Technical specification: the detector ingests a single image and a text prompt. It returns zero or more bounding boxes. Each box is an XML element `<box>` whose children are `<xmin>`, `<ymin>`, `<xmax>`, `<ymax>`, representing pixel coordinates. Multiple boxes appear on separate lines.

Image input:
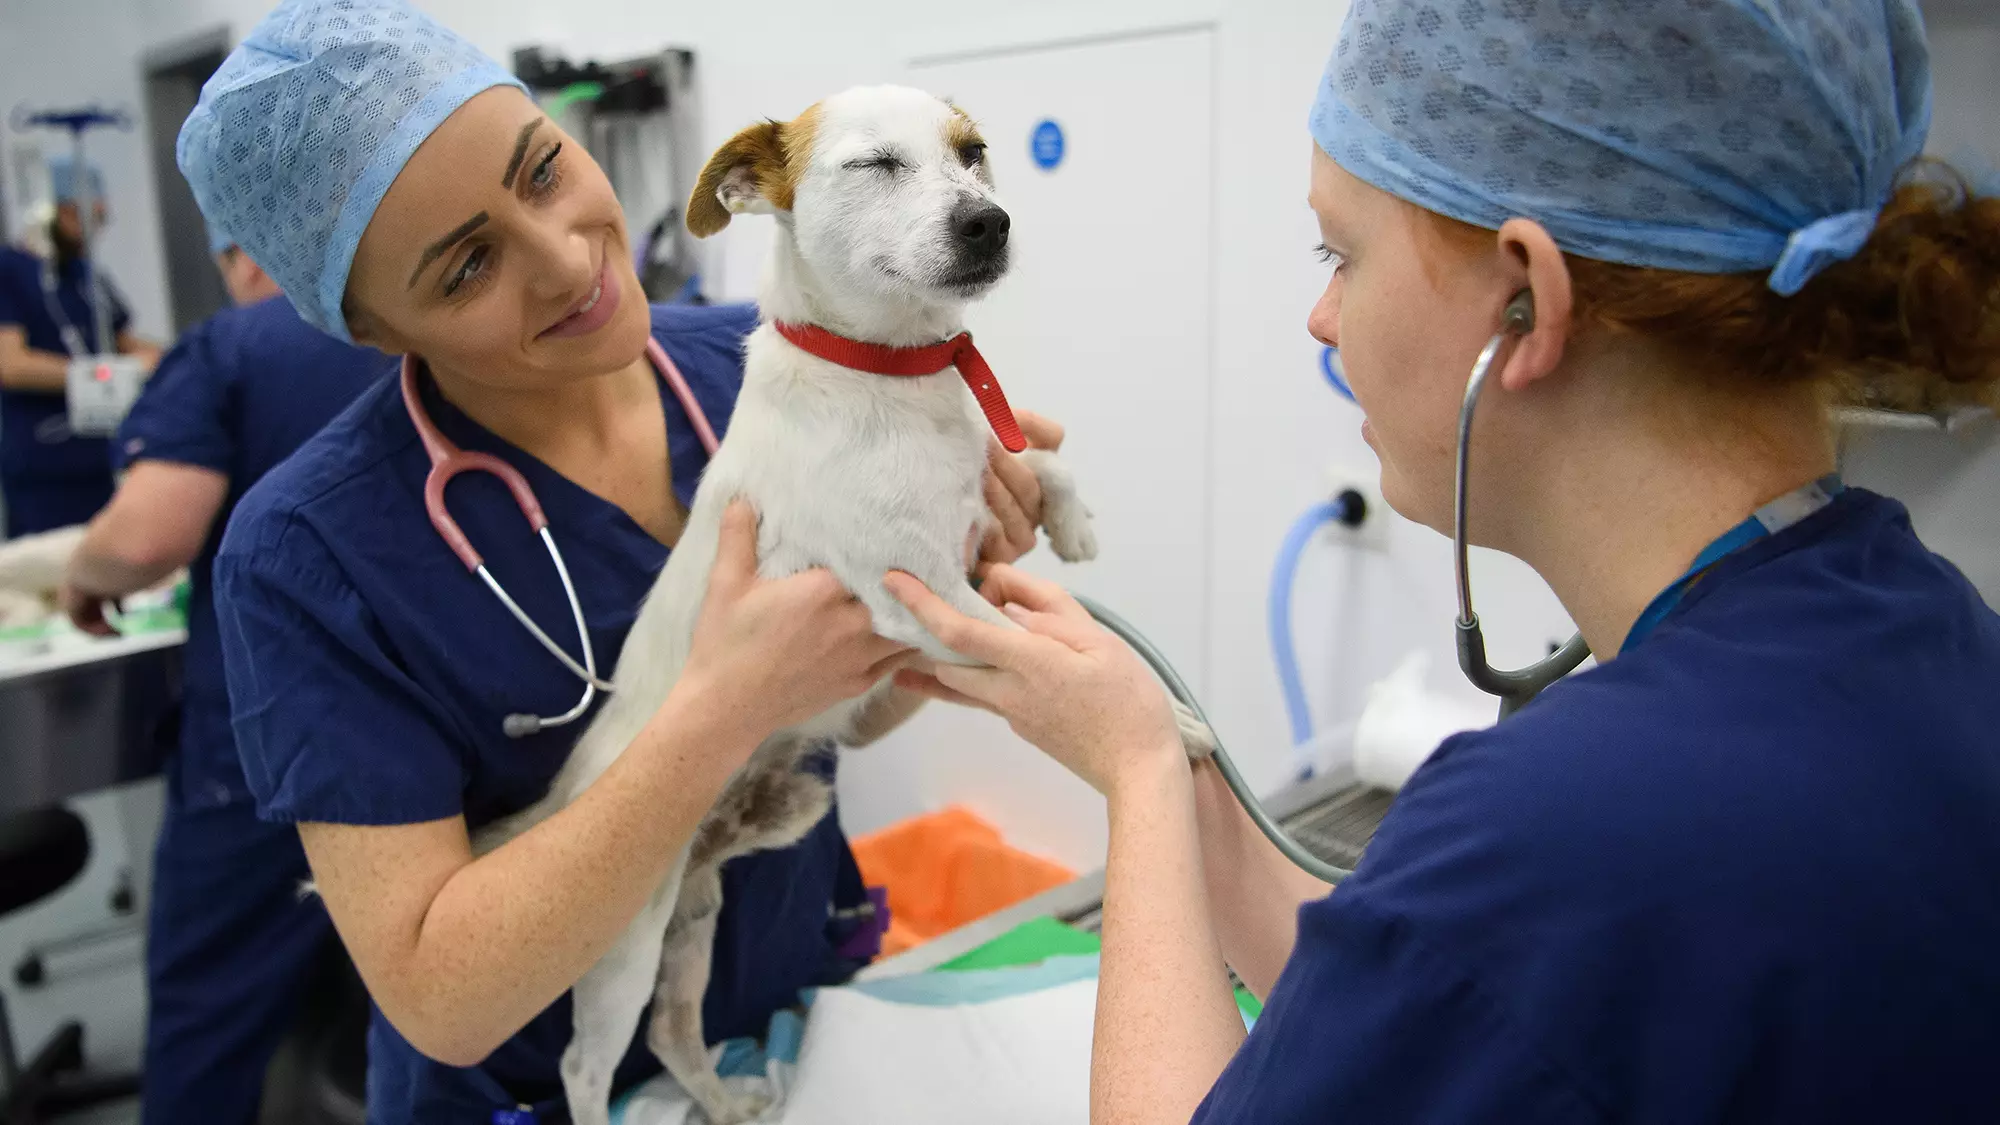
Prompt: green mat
<box><xmin>936</xmin><ymin>916</ymin><xmax>1263</xmax><ymax>1020</ymax></box>
<box><xmin>0</xmin><ymin>580</ymin><xmax>188</xmax><ymax>644</ymax></box>
<box><xmin>936</xmin><ymin>917</ymin><xmax>1101</xmax><ymax>973</ymax></box>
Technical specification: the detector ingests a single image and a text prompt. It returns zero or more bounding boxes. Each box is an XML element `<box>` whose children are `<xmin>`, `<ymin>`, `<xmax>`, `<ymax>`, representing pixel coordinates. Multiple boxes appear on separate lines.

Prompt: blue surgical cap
<box><xmin>1311</xmin><ymin>0</ymin><xmax>1934</xmax><ymax>296</ymax></box>
<box><xmin>176</xmin><ymin>0</ymin><xmax>528</xmax><ymax>340</ymax></box>
<box><xmin>48</xmin><ymin>154</ymin><xmax>106</xmax><ymax>205</ymax></box>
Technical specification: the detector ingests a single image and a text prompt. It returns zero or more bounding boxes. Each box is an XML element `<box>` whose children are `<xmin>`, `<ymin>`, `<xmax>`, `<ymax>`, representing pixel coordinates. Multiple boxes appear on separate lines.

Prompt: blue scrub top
<box><xmin>114</xmin><ymin>294</ymin><xmax>391</xmax><ymax>809</ymax></box>
<box><xmin>0</xmin><ymin>246</ymin><xmax>133</xmax><ymax>533</ymax></box>
<box><xmin>214</xmin><ymin>303</ymin><xmax>868</xmax><ymax>1123</ymax></box>
<box><xmin>1196</xmin><ymin>489</ymin><xmax>2000</xmax><ymax>1124</ymax></box>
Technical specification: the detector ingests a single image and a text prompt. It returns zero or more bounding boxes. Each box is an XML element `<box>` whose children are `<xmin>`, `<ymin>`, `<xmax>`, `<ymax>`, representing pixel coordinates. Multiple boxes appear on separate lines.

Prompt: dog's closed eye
<box><xmin>845</xmin><ymin>149</ymin><xmax>907</xmax><ymax>173</ymax></box>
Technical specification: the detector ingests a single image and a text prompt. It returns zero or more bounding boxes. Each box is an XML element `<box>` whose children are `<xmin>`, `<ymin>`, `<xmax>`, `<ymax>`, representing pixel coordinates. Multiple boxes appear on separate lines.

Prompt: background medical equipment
<box><xmin>13</xmin><ymin>106</ymin><xmax>150</xmax><ymax>438</ymax></box>
<box><xmin>1267</xmin><ymin>488</ymin><xmax>1367</xmax><ymax>779</ymax></box>
<box><xmin>514</xmin><ymin>46</ymin><xmax>707</xmax><ymax>304</ymax></box>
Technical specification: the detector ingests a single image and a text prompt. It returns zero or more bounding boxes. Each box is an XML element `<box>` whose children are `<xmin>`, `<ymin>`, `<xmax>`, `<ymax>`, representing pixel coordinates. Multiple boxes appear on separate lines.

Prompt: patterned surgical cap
<box><xmin>176</xmin><ymin>0</ymin><xmax>528</xmax><ymax>340</ymax></box>
<box><xmin>1311</xmin><ymin>0</ymin><xmax>1934</xmax><ymax>295</ymax></box>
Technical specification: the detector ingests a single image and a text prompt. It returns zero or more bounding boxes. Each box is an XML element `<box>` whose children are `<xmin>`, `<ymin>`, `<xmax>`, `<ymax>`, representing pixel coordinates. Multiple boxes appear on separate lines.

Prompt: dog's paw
<box><xmin>1042</xmin><ymin>497</ymin><xmax>1098</xmax><ymax>563</ymax></box>
<box><xmin>1173</xmin><ymin>699</ymin><xmax>1217</xmax><ymax>761</ymax></box>
<box><xmin>696</xmin><ymin>1091</ymin><xmax>773</xmax><ymax>1125</ymax></box>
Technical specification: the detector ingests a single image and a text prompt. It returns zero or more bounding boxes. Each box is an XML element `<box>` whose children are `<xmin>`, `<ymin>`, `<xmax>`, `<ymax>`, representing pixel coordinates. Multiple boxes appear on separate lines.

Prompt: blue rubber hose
<box><xmin>1268</xmin><ymin>492</ymin><xmax>1368</xmax><ymax>771</ymax></box>
<box><xmin>1321</xmin><ymin>346</ymin><xmax>1356</xmax><ymax>403</ymax></box>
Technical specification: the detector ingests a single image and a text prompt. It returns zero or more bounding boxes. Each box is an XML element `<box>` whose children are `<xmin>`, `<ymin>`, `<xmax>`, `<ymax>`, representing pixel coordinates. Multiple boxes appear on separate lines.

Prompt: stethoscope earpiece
<box><xmin>1502</xmin><ymin>289</ymin><xmax>1536</xmax><ymax>335</ymax></box>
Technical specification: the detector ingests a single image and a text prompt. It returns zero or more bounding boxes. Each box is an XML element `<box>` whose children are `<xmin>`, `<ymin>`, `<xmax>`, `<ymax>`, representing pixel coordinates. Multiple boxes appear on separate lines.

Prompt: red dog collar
<box><xmin>772</xmin><ymin>321</ymin><xmax>1027</xmax><ymax>453</ymax></box>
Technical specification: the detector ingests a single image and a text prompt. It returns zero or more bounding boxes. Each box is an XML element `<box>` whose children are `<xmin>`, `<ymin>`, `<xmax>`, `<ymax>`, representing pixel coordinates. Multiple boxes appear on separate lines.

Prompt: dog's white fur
<box><xmin>467</xmin><ymin>86</ymin><xmax>1115</xmax><ymax>1125</ymax></box>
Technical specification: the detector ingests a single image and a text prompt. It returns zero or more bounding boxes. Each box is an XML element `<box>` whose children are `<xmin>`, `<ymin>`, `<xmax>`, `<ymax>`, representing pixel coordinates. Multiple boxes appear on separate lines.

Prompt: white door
<box><xmin>838</xmin><ymin>27</ymin><xmax>1216</xmax><ymax>870</ymax></box>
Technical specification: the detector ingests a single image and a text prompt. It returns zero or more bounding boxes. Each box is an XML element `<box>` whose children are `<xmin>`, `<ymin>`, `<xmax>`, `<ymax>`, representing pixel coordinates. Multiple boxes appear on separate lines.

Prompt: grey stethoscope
<box><xmin>1082</xmin><ymin>290</ymin><xmax>1581</xmax><ymax>886</ymax></box>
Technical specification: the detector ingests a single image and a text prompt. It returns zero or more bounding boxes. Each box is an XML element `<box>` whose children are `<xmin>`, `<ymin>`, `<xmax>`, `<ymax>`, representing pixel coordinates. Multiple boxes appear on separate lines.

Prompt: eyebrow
<box><xmin>407</xmin><ymin>211</ymin><xmax>490</xmax><ymax>289</ymax></box>
<box><xmin>501</xmin><ymin>118</ymin><xmax>543</xmax><ymax>188</ymax></box>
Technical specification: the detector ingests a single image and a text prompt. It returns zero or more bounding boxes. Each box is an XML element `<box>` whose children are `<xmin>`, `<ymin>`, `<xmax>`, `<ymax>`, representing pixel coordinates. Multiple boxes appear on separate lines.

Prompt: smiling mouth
<box><xmin>564</xmin><ymin>277</ymin><xmax>604</xmax><ymax>321</ymax></box>
<box><xmin>538</xmin><ymin>256</ymin><xmax>615</xmax><ymax>340</ymax></box>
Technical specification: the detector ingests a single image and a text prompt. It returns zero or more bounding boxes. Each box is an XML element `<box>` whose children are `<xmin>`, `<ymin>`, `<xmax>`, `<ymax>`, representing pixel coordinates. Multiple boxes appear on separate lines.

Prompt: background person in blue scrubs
<box><xmin>177</xmin><ymin>3</ymin><xmax>1066</xmax><ymax>1121</ymax></box>
<box><xmin>0</xmin><ymin>155</ymin><xmax>161</xmax><ymax>537</ymax></box>
<box><xmin>61</xmin><ymin>223</ymin><xmax>391</xmax><ymax>1125</ymax></box>
<box><xmin>889</xmin><ymin>2</ymin><xmax>2000</xmax><ymax>1122</ymax></box>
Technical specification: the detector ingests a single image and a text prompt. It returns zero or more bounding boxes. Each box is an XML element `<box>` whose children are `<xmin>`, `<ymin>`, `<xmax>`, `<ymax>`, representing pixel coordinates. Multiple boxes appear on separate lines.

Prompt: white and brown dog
<box><xmin>473</xmin><ymin>85</ymin><xmax>1206</xmax><ymax>1125</ymax></box>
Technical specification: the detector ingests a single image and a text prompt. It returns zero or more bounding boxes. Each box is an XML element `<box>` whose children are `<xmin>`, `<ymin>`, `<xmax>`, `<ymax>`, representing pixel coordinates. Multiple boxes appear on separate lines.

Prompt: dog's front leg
<box><xmin>1015</xmin><ymin>449</ymin><xmax>1097</xmax><ymax>563</ymax></box>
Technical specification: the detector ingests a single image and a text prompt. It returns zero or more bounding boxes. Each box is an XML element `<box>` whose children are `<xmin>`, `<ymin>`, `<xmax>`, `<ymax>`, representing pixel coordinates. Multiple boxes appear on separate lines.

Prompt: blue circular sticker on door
<box><xmin>1030</xmin><ymin>120</ymin><xmax>1065</xmax><ymax>171</ymax></box>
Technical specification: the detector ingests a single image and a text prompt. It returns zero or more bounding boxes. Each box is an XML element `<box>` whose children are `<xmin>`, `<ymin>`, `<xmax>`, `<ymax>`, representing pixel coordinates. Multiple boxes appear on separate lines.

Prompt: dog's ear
<box><xmin>688</xmin><ymin>119</ymin><xmax>796</xmax><ymax>238</ymax></box>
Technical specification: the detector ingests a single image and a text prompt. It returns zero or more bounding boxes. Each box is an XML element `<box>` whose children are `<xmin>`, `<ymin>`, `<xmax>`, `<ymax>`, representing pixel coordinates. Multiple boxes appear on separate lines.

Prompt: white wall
<box><xmin>1925</xmin><ymin>5</ymin><xmax>2000</xmax><ymax>182</ymax></box>
<box><xmin>1</xmin><ymin>0</ymin><xmax>1993</xmax><ymax>869</ymax></box>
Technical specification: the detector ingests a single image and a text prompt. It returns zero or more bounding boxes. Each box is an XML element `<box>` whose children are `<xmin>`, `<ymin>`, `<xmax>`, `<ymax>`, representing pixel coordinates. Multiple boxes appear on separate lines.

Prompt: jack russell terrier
<box><xmin>472</xmin><ymin>84</ymin><xmax>1213</xmax><ymax>1125</ymax></box>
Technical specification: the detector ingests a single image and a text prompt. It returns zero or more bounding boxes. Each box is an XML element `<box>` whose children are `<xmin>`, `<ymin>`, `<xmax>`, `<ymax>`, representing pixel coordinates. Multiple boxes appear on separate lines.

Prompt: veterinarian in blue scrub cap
<box><xmin>0</xmin><ymin>155</ymin><xmax>162</xmax><ymax>536</ymax></box>
<box><xmin>889</xmin><ymin>1</ymin><xmax>2000</xmax><ymax>1121</ymax></box>
<box><xmin>176</xmin><ymin>1</ymin><xmax>1065</xmax><ymax>1120</ymax></box>
<box><xmin>60</xmin><ymin>220</ymin><xmax>388</xmax><ymax>1125</ymax></box>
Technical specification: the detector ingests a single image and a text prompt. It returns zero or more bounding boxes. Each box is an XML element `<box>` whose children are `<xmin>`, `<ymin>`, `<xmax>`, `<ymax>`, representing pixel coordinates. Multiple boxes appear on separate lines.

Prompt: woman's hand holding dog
<box><xmin>680</xmin><ymin>501</ymin><xmax>914</xmax><ymax>752</ymax></box>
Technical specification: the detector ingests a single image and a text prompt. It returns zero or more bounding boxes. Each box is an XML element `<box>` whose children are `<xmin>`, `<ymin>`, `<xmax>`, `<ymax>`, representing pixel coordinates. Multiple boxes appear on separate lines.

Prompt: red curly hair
<box><xmin>1412</xmin><ymin>163</ymin><xmax>2000</xmax><ymax>415</ymax></box>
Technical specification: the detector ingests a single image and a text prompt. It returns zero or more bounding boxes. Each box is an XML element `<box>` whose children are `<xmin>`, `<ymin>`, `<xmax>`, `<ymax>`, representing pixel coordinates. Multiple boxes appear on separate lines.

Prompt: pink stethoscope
<box><xmin>400</xmin><ymin>338</ymin><xmax>720</xmax><ymax>738</ymax></box>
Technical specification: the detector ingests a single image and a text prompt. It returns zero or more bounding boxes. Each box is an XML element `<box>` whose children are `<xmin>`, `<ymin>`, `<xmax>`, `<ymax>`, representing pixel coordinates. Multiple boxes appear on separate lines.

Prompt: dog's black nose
<box><xmin>952</xmin><ymin>201</ymin><xmax>1011</xmax><ymax>256</ymax></box>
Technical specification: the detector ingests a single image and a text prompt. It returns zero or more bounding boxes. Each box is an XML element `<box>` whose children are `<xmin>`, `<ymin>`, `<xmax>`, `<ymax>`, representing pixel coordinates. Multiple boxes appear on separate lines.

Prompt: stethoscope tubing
<box><xmin>1451</xmin><ymin>294</ymin><xmax>1592</xmax><ymax>719</ymax></box>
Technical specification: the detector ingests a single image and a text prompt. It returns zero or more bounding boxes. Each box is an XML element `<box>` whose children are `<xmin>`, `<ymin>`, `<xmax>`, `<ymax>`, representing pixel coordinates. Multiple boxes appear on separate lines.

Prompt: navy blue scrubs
<box><xmin>0</xmin><ymin>245</ymin><xmax>132</xmax><ymax>536</ymax></box>
<box><xmin>115</xmin><ymin>294</ymin><xmax>391</xmax><ymax>1125</ymax></box>
<box><xmin>214</xmin><ymin>304</ymin><xmax>870</xmax><ymax>1124</ymax></box>
<box><xmin>1195</xmin><ymin>489</ymin><xmax>2000</xmax><ymax>1123</ymax></box>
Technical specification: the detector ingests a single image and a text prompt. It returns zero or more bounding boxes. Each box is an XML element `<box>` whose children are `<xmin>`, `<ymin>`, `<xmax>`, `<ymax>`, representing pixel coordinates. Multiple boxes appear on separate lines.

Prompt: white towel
<box><xmin>1352</xmin><ymin>652</ymin><xmax>1493</xmax><ymax>792</ymax></box>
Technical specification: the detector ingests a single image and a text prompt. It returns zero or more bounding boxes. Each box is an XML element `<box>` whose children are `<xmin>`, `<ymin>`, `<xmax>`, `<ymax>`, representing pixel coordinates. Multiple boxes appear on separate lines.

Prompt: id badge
<box><xmin>65</xmin><ymin>354</ymin><xmax>147</xmax><ymax>437</ymax></box>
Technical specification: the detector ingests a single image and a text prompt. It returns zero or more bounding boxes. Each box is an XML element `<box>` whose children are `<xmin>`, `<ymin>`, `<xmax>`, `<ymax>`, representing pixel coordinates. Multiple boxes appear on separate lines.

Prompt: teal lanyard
<box><xmin>1621</xmin><ymin>475</ymin><xmax>1844</xmax><ymax>655</ymax></box>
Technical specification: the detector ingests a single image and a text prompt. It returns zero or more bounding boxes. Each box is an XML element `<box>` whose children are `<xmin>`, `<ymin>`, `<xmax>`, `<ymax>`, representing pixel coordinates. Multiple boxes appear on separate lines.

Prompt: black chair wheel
<box><xmin>16</xmin><ymin>952</ymin><xmax>47</xmax><ymax>987</ymax></box>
